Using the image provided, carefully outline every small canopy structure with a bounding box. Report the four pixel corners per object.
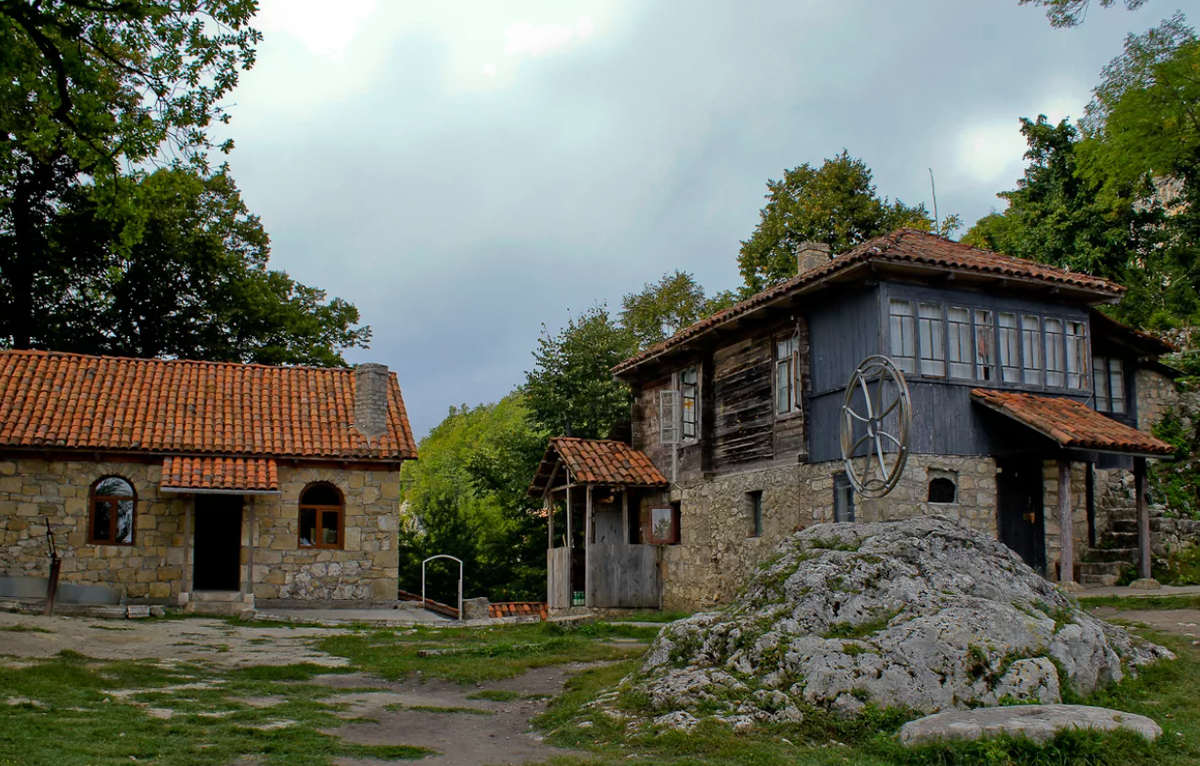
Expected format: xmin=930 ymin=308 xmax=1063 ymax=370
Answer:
xmin=530 ymin=437 xmax=669 ymax=610
xmin=971 ymin=389 xmax=1174 ymax=586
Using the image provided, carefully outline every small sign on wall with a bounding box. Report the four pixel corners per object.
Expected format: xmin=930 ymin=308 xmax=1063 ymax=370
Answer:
xmin=647 ymin=506 xmax=676 ymax=545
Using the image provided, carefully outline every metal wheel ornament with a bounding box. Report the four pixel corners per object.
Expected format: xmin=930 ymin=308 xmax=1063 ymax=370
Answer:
xmin=839 ymin=355 xmax=912 ymax=498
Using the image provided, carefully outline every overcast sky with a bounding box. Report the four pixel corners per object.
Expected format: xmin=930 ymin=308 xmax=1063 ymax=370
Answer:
xmin=216 ymin=0 xmax=1175 ymax=439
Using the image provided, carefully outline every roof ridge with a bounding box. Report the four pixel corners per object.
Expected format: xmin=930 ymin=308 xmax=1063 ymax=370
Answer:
xmin=0 ymin=348 xmax=362 ymax=374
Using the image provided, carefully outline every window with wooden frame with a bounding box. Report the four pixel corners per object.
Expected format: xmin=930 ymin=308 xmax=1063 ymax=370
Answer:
xmin=947 ymin=306 xmax=973 ymax=379
xmin=680 ymin=367 xmax=699 ymax=441
xmin=775 ymin=335 xmax=801 ymax=416
xmin=659 ymin=389 xmax=680 ymax=445
xmin=299 ymin=483 xmax=344 ymax=549
xmin=1093 ymin=357 xmax=1127 ymax=414
xmin=1021 ymin=314 xmax=1043 ymax=386
xmin=888 ymin=299 xmax=917 ymax=373
xmin=917 ymin=303 xmax=946 ymax=377
xmin=1045 ymin=318 xmax=1066 ymax=387
xmin=973 ymin=309 xmax=996 ymax=381
xmin=998 ymin=312 xmax=1020 ymax=383
xmin=89 ymin=477 xmax=135 ymax=545
xmin=1065 ymin=320 xmax=1089 ymax=390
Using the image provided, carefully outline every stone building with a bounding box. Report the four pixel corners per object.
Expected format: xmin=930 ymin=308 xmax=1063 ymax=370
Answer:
xmin=0 ymin=351 xmax=416 ymax=611
xmin=532 ymin=229 xmax=1178 ymax=611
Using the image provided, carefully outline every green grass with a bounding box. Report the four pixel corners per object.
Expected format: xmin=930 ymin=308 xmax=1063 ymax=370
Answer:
xmin=318 ymin=621 xmax=650 ymax=684
xmin=467 ymin=689 xmax=522 ymax=702
xmin=1079 ymin=594 xmax=1200 ymax=610
xmin=0 ymin=623 xmax=53 ymax=634
xmin=0 ymin=653 xmax=430 ymax=766
xmin=386 ymin=703 xmax=494 ymax=715
xmin=525 ymin=627 xmax=1200 ymax=766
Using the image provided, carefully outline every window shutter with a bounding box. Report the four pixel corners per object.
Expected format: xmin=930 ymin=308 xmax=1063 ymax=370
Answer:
xmin=659 ymin=390 xmax=680 ymax=445
xmin=792 ymin=350 xmax=803 ymax=411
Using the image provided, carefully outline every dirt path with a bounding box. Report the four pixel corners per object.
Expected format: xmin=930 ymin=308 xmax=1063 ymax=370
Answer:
xmin=1089 ymin=606 xmax=1200 ymax=644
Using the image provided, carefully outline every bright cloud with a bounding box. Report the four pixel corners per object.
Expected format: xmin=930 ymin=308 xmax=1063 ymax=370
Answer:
xmin=504 ymin=16 xmax=596 ymax=56
xmin=955 ymin=123 xmax=1029 ymax=184
xmin=256 ymin=0 xmax=377 ymax=61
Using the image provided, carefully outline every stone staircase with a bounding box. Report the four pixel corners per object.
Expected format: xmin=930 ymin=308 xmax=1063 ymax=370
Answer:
xmin=185 ymin=590 xmax=255 ymax=618
xmin=1080 ymin=514 xmax=1140 ymax=587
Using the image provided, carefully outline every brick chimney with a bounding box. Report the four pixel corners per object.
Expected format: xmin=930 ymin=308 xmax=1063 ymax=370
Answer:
xmin=353 ymin=363 xmax=390 ymax=442
xmin=796 ymin=241 xmax=832 ymax=274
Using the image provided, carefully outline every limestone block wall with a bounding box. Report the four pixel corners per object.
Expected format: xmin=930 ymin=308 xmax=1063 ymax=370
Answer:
xmin=0 ymin=459 xmax=188 ymax=599
xmin=660 ymin=454 xmax=1000 ymax=610
xmin=0 ymin=457 xmax=400 ymax=603
xmin=1136 ymin=368 xmax=1178 ymax=433
xmin=250 ymin=465 xmax=400 ymax=603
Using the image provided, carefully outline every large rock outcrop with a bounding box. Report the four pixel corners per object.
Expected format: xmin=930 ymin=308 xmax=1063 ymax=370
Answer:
xmin=615 ymin=517 xmax=1171 ymax=731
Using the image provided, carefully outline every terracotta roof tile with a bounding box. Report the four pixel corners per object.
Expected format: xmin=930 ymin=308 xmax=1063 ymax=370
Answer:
xmin=614 ymin=228 xmax=1124 ymax=375
xmin=0 ymin=350 xmax=416 ymax=461
xmin=160 ymin=456 xmax=279 ymax=492
xmin=970 ymin=389 xmax=1173 ymax=456
xmin=528 ymin=437 xmax=668 ymax=495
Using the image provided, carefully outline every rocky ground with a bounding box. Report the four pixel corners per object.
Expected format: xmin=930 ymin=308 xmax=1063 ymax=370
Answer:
xmin=602 ymin=517 xmax=1173 ymax=732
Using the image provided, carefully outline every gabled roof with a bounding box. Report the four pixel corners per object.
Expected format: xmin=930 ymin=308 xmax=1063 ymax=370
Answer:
xmin=614 ymin=229 xmax=1124 ymax=376
xmin=1089 ymin=309 xmax=1176 ymax=357
xmin=0 ymin=350 xmax=417 ymax=462
xmin=970 ymin=389 xmax=1173 ymax=457
xmin=528 ymin=437 xmax=668 ymax=496
xmin=161 ymin=456 xmax=280 ymax=494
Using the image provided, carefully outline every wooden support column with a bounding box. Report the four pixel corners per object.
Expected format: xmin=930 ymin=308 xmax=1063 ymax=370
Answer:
xmin=546 ymin=494 xmax=554 ymax=550
xmin=1135 ymin=457 xmax=1153 ymax=581
xmin=584 ymin=484 xmax=593 ymax=608
xmin=246 ymin=498 xmax=256 ymax=598
xmin=1058 ymin=460 xmax=1074 ymax=585
xmin=622 ymin=488 xmax=630 ymax=545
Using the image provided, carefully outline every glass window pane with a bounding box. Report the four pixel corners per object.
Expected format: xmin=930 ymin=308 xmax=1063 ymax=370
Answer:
xmin=300 ymin=484 xmax=341 ymax=506
xmin=320 ymin=511 xmax=340 ymax=545
xmin=1110 ymin=359 xmax=1126 ymax=414
xmin=92 ymin=501 xmax=112 ymax=542
xmin=948 ymin=307 xmax=973 ymax=379
xmin=998 ymin=312 xmax=1020 ymax=383
xmin=918 ymin=303 xmax=945 ymax=377
xmin=1045 ymin=318 xmax=1065 ymax=387
xmin=95 ymin=477 xmax=133 ymax=497
xmin=889 ymin=300 xmax=916 ymax=373
xmin=1093 ymin=356 xmax=1110 ymax=411
xmin=299 ymin=507 xmax=316 ymax=547
xmin=974 ymin=310 xmax=995 ymax=381
xmin=116 ymin=500 xmax=134 ymax=544
xmin=776 ymin=359 xmax=791 ymax=415
xmin=680 ymin=367 xmax=698 ymax=437
xmin=1065 ymin=321 xmax=1088 ymax=389
xmin=1021 ymin=315 xmax=1043 ymax=386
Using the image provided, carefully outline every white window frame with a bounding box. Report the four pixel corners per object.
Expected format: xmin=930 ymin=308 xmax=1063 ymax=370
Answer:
xmin=679 ymin=367 xmax=699 ymax=442
xmin=775 ymin=335 xmax=802 ymax=417
xmin=917 ymin=302 xmax=946 ymax=377
xmin=658 ymin=389 xmax=679 ymax=445
xmin=888 ymin=299 xmax=917 ymax=374
xmin=1021 ymin=314 xmax=1043 ymax=386
xmin=998 ymin=312 xmax=1020 ymax=383
xmin=1045 ymin=318 xmax=1066 ymax=388
xmin=947 ymin=306 xmax=973 ymax=380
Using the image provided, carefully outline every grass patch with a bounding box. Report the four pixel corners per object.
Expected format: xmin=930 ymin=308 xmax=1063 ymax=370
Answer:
xmin=822 ymin=608 xmax=902 ymax=640
xmin=467 ymin=689 xmax=522 ymax=702
xmin=0 ymin=623 xmax=52 ymax=634
xmin=387 ymin=703 xmax=494 ymax=715
xmin=1079 ymin=594 xmax=1200 ymax=611
xmin=319 ymin=621 xmax=647 ymax=684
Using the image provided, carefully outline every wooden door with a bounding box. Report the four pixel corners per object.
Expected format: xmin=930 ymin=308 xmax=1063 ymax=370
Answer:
xmin=193 ymin=495 xmax=244 ymax=591
xmin=997 ymin=458 xmax=1046 ymax=575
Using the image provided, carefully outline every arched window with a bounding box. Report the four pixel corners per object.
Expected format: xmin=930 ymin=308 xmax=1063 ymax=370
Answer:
xmin=928 ymin=477 xmax=957 ymax=504
xmin=299 ymin=483 xmax=343 ymax=549
xmin=90 ymin=477 xmax=136 ymax=545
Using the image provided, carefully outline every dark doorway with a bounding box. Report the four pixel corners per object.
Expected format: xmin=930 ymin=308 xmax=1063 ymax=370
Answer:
xmin=997 ymin=458 xmax=1046 ymax=575
xmin=193 ymin=495 xmax=243 ymax=591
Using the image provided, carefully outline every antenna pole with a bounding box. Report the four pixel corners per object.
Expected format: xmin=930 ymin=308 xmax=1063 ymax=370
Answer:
xmin=929 ymin=168 xmax=939 ymax=235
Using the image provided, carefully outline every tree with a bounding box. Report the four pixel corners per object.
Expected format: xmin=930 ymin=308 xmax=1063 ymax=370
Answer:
xmin=525 ymin=305 xmax=636 ymax=440
xmin=620 ymin=271 xmax=736 ymax=350
xmin=1018 ymin=0 xmax=1151 ymax=28
xmin=0 ymin=0 xmax=260 ymax=171
xmin=398 ymin=395 xmax=548 ymax=603
xmin=737 ymin=151 xmax=947 ymax=292
xmin=0 ymin=167 xmax=371 ymax=365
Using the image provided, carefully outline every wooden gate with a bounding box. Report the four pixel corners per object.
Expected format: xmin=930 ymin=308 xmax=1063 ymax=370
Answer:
xmin=588 ymin=543 xmax=659 ymax=608
xmin=547 ymin=547 xmax=571 ymax=609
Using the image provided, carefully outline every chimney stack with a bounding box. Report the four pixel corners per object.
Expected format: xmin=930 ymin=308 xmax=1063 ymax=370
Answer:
xmin=353 ymin=363 xmax=390 ymax=442
xmin=796 ymin=241 xmax=832 ymax=274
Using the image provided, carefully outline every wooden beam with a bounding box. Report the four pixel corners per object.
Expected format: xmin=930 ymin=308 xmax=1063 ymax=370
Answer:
xmin=541 ymin=461 xmax=560 ymax=500
xmin=566 ymin=474 xmax=573 ymax=553
xmin=1135 ymin=457 xmax=1152 ymax=580
xmin=622 ymin=488 xmax=630 ymax=545
xmin=1058 ymin=460 xmax=1074 ymax=585
xmin=546 ymin=494 xmax=554 ymax=551
xmin=584 ymin=484 xmax=593 ymax=608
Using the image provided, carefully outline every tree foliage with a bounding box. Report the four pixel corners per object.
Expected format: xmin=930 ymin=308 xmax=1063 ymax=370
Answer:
xmin=1018 ymin=0 xmax=1151 ymax=28
xmin=620 ymin=271 xmax=736 ymax=350
xmin=737 ymin=151 xmax=949 ymax=292
xmin=398 ymin=394 xmax=547 ymax=603
xmin=524 ymin=305 xmax=636 ymax=440
xmin=0 ymin=167 xmax=371 ymax=365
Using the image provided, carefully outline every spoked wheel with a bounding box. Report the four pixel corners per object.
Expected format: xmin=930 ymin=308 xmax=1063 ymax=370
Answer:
xmin=839 ymin=355 xmax=912 ymax=498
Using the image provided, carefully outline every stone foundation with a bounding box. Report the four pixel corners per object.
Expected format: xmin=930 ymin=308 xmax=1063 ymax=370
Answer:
xmin=0 ymin=458 xmax=399 ymax=603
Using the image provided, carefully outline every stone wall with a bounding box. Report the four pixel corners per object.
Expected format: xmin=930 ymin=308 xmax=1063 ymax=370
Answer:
xmin=0 ymin=457 xmax=399 ymax=603
xmin=1136 ymin=368 xmax=1178 ymax=433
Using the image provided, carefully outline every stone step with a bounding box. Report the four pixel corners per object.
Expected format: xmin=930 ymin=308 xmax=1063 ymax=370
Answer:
xmin=1080 ymin=573 xmax=1120 ymax=587
xmin=1105 ymin=531 xmax=1139 ymax=547
xmin=1083 ymin=548 xmax=1137 ymax=563
xmin=1079 ymin=561 xmax=1127 ymax=577
xmin=191 ymin=601 xmax=255 ymax=618
xmin=191 ymin=590 xmax=250 ymax=603
xmin=1110 ymin=519 xmax=1139 ymax=535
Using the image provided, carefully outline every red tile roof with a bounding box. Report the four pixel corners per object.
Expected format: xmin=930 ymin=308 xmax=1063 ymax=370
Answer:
xmin=161 ymin=456 xmax=279 ymax=493
xmin=528 ymin=437 xmax=668 ymax=495
xmin=971 ymin=389 xmax=1173 ymax=456
xmin=0 ymin=350 xmax=416 ymax=462
xmin=488 ymin=602 xmax=548 ymax=620
xmin=614 ymin=229 xmax=1124 ymax=375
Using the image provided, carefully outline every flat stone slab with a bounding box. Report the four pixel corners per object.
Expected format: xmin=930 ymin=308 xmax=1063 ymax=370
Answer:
xmin=899 ymin=704 xmax=1162 ymax=746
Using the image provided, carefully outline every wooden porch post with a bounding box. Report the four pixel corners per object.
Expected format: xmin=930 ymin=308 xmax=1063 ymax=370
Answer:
xmin=1135 ymin=457 xmax=1155 ymax=583
xmin=1058 ymin=460 xmax=1075 ymax=586
xmin=622 ymin=488 xmax=630 ymax=545
xmin=584 ymin=484 xmax=593 ymax=608
xmin=546 ymin=494 xmax=554 ymax=550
